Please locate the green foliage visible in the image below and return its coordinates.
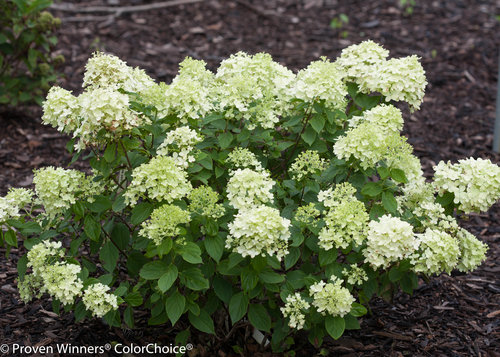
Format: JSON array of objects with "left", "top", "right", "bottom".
[{"left": 0, "top": 0, "right": 62, "bottom": 106}]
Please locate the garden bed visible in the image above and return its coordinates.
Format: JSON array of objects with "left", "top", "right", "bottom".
[{"left": 0, "top": 0, "right": 499, "bottom": 355}]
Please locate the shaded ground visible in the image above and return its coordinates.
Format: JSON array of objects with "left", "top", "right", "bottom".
[{"left": 0, "top": 0, "right": 499, "bottom": 356}]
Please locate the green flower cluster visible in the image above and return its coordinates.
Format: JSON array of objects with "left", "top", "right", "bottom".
[{"left": 139, "top": 204, "right": 191, "bottom": 246}]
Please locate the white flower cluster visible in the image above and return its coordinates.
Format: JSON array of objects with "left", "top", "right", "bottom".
[
  {"left": 83, "top": 51, "right": 154, "bottom": 93},
  {"left": 156, "top": 126, "right": 203, "bottom": 168},
  {"left": 336, "top": 40, "right": 389, "bottom": 81},
  {"left": 226, "top": 168, "right": 274, "bottom": 210},
  {"left": 226, "top": 147, "right": 263, "bottom": 171},
  {"left": 43, "top": 52, "right": 156, "bottom": 150},
  {"left": 456, "top": 228, "right": 488, "bottom": 273},
  {"left": 336, "top": 41, "right": 427, "bottom": 111},
  {"left": 227, "top": 205, "right": 290, "bottom": 260},
  {"left": 82, "top": 283, "right": 119, "bottom": 318},
  {"left": 0, "top": 188, "right": 33, "bottom": 223},
  {"left": 411, "top": 228, "right": 460, "bottom": 275},
  {"left": 293, "top": 57, "right": 348, "bottom": 111},
  {"left": 364, "top": 215, "right": 418, "bottom": 268},
  {"left": 289, "top": 150, "right": 328, "bottom": 181},
  {"left": 124, "top": 156, "right": 192, "bottom": 206},
  {"left": 433, "top": 158, "right": 500, "bottom": 213},
  {"left": 318, "top": 183, "right": 369, "bottom": 250},
  {"left": 342, "top": 264, "right": 368, "bottom": 286},
  {"left": 20, "top": 241, "right": 83, "bottom": 305},
  {"left": 188, "top": 186, "right": 225, "bottom": 219},
  {"left": 139, "top": 204, "right": 191, "bottom": 246},
  {"left": 280, "top": 293, "right": 310, "bottom": 330},
  {"left": 294, "top": 203, "right": 320, "bottom": 226},
  {"left": 163, "top": 57, "right": 215, "bottom": 121},
  {"left": 309, "top": 277, "right": 354, "bottom": 317},
  {"left": 214, "top": 52, "right": 295, "bottom": 129},
  {"left": 33, "top": 167, "right": 96, "bottom": 218},
  {"left": 348, "top": 104, "right": 404, "bottom": 133}
]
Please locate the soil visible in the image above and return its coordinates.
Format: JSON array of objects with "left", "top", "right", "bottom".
[{"left": 1, "top": 0, "right": 500, "bottom": 356}]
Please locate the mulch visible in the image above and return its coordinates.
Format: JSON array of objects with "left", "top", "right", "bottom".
[{"left": 0, "top": 0, "right": 499, "bottom": 356}]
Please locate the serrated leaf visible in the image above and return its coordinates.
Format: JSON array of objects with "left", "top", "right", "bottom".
[
  {"left": 158, "top": 265, "right": 178, "bottom": 292},
  {"left": 99, "top": 241, "right": 119, "bottom": 272},
  {"left": 301, "top": 125, "right": 317, "bottom": 146},
  {"left": 390, "top": 168, "right": 408, "bottom": 183},
  {"left": 111, "top": 223, "right": 130, "bottom": 250},
  {"left": 377, "top": 166, "right": 390, "bottom": 179},
  {"left": 382, "top": 191, "right": 398, "bottom": 214},
  {"left": 248, "top": 304, "right": 271, "bottom": 332},
  {"left": 179, "top": 242, "right": 202, "bottom": 264},
  {"left": 310, "top": 114, "right": 325, "bottom": 133},
  {"left": 189, "top": 310, "right": 215, "bottom": 334},
  {"left": 229, "top": 292, "right": 248, "bottom": 325},
  {"left": 218, "top": 132, "right": 233, "bottom": 149},
  {"left": 361, "top": 182, "right": 382, "bottom": 197},
  {"left": 166, "top": 290, "right": 185, "bottom": 325},
  {"left": 125, "top": 291, "right": 143, "bottom": 307},
  {"left": 325, "top": 316, "right": 345, "bottom": 340},
  {"left": 350, "top": 302, "right": 367, "bottom": 317},
  {"left": 139, "top": 260, "right": 168, "bottom": 280},
  {"left": 204, "top": 234, "right": 224, "bottom": 262},
  {"left": 130, "top": 202, "right": 154, "bottom": 225},
  {"left": 213, "top": 276, "right": 232, "bottom": 304}
]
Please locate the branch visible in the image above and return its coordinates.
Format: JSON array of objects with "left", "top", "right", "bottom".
[{"left": 50, "top": 0, "right": 204, "bottom": 14}]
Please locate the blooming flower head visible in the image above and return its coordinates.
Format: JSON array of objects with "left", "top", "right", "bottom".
[
  {"left": 214, "top": 52, "right": 295, "bottom": 129},
  {"left": 364, "top": 215, "right": 418, "bottom": 268},
  {"left": 294, "top": 203, "right": 320, "bottom": 226},
  {"left": 455, "top": 228, "right": 488, "bottom": 273},
  {"left": 40, "top": 262, "right": 83, "bottom": 305},
  {"left": 226, "top": 168, "right": 274, "bottom": 209},
  {"left": 335, "top": 40, "right": 389, "bottom": 83},
  {"left": 124, "top": 156, "right": 192, "bottom": 206},
  {"left": 290, "top": 150, "right": 328, "bottom": 181},
  {"left": 318, "top": 185, "right": 369, "bottom": 250},
  {"left": 309, "top": 277, "right": 354, "bottom": 317},
  {"left": 348, "top": 104, "right": 404, "bottom": 133},
  {"left": 33, "top": 167, "right": 93, "bottom": 218},
  {"left": 411, "top": 228, "right": 460, "bottom": 274},
  {"left": 293, "top": 57, "right": 348, "bottom": 111},
  {"left": 342, "top": 264, "right": 369, "bottom": 286},
  {"left": 42, "top": 86, "right": 80, "bottom": 133},
  {"left": 227, "top": 205, "right": 290, "bottom": 260},
  {"left": 163, "top": 57, "right": 215, "bottom": 121},
  {"left": 83, "top": 51, "right": 154, "bottom": 93},
  {"left": 82, "top": 283, "right": 119, "bottom": 317},
  {"left": 27, "top": 240, "right": 65, "bottom": 275},
  {"left": 188, "top": 186, "right": 225, "bottom": 219},
  {"left": 433, "top": 158, "right": 500, "bottom": 213},
  {"left": 156, "top": 126, "right": 203, "bottom": 168},
  {"left": 280, "top": 293, "right": 310, "bottom": 330},
  {"left": 0, "top": 188, "right": 33, "bottom": 222},
  {"left": 139, "top": 204, "right": 191, "bottom": 246},
  {"left": 226, "top": 147, "right": 263, "bottom": 171}
]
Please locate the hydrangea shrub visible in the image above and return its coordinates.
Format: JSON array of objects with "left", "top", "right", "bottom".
[{"left": 1, "top": 41, "right": 496, "bottom": 351}]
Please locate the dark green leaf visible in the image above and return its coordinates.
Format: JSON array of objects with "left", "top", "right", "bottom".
[
  {"left": 325, "top": 316, "right": 345, "bottom": 340},
  {"left": 130, "top": 202, "right": 154, "bottom": 225},
  {"left": 319, "top": 249, "right": 337, "bottom": 267},
  {"left": 301, "top": 126, "right": 317, "bottom": 146},
  {"left": 218, "top": 132, "right": 233, "bottom": 149},
  {"left": 213, "top": 276, "right": 233, "bottom": 304},
  {"left": 310, "top": 114, "right": 325, "bottom": 133},
  {"left": 182, "top": 268, "right": 209, "bottom": 290},
  {"left": 166, "top": 290, "right": 185, "bottom": 325},
  {"left": 344, "top": 314, "right": 361, "bottom": 330},
  {"left": 259, "top": 270, "right": 285, "bottom": 284},
  {"left": 158, "top": 265, "right": 178, "bottom": 292},
  {"left": 84, "top": 215, "right": 101, "bottom": 241},
  {"left": 229, "top": 292, "right": 248, "bottom": 324},
  {"left": 179, "top": 242, "right": 202, "bottom": 264},
  {"left": 4, "top": 230, "right": 17, "bottom": 247},
  {"left": 361, "top": 182, "right": 382, "bottom": 197},
  {"left": 99, "top": 241, "right": 119, "bottom": 272},
  {"left": 139, "top": 260, "right": 168, "bottom": 280},
  {"left": 204, "top": 234, "right": 224, "bottom": 262},
  {"left": 284, "top": 247, "right": 300, "bottom": 270},
  {"left": 241, "top": 267, "right": 259, "bottom": 292},
  {"left": 382, "top": 191, "right": 398, "bottom": 214},
  {"left": 111, "top": 223, "right": 129, "bottom": 250},
  {"left": 189, "top": 310, "right": 215, "bottom": 334},
  {"left": 390, "top": 168, "right": 408, "bottom": 183},
  {"left": 125, "top": 291, "right": 143, "bottom": 307},
  {"left": 248, "top": 304, "right": 271, "bottom": 332},
  {"left": 350, "top": 302, "right": 367, "bottom": 317}
]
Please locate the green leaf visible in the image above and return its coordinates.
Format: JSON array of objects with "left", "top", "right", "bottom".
[
  {"left": 124, "top": 306, "right": 135, "bottom": 328},
  {"left": 188, "top": 310, "right": 215, "bottom": 334},
  {"left": 110, "top": 223, "right": 129, "bottom": 251},
  {"left": 325, "top": 316, "right": 345, "bottom": 340},
  {"left": 166, "top": 290, "right": 185, "bottom": 325},
  {"left": 344, "top": 314, "right": 361, "bottom": 330},
  {"left": 319, "top": 249, "right": 337, "bottom": 267},
  {"left": 369, "top": 204, "right": 385, "bottom": 220},
  {"left": 4, "top": 230, "right": 17, "bottom": 247},
  {"left": 388, "top": 266, "right": 404, "bottom": 282},
  {"left": 377, "top": 166, "right": 390, "bottom": 179},
  {"left": 382, "top": 191, "right": 398, "bottom": 214},
  {"left": 84, "top": 215, "right": 101, "bottom": 241},
  {"left": 17, "top": 254, "right": 28, "bottom": 281},
  {"left": 182, "top": 268, "right": 209, "bottom": 290},
  {"left": 350, "top": 302, "right": 367, "bottom": 317},
  {"left": 213, "top": 276, "right": 233, "bottom": 304},
  {"left": 310, "top": 114, "right": 325, "bottom": 133},
  {"left": 139, "top": 260, "right": 168, "bottom": 280},
  {"left": 390, "top": 168, "right": 408, "bottom": 183},
  {"left": 158, "top": 265, "right": 178, "bottom": 292},
  {"left": 125, "top": 291, "right": 143, "bottom": 307},
  {"left": 204, "top": 235, "right": 224, "bottom": 262},
  {"left": 361, "top": 182, "right": 382, "bottom": 197},
  {"left": 229, "top": 292, "right": 248, "bottom": 325},
  {"left": 284, "top": 247, "right": 300, "bottom": 270},
  {"left": 248, "top": 304, "right": 271, "bottom": 332},
  {"left": 241, "top": 267, "right": 259, "bottom": 292},
  {"left": 112, "top": 194, "right": 126, "bottom": 212},
  {"left": 301, "top": 126, "right": 317, "bottom": 146},
  {"left": 130, "top": 202, "right": 154, "bottom": 225},
  {"left": 179, "top": 242, "right": 202, "bottom": 264},
  {"left": 74, "top": 301, "right": 87, "bottom": 322},
  {"left": 99, "top": 241, "right": 119, "bottom": 272},
  {"left": 218, "top": 132, "right": 233, "bottom": 149},
  {"left": 259, "top": 270, "right": 285, "bottom": 284},
  {"left": 103, "top": 143, "right": 116, "bottom": 162}
]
